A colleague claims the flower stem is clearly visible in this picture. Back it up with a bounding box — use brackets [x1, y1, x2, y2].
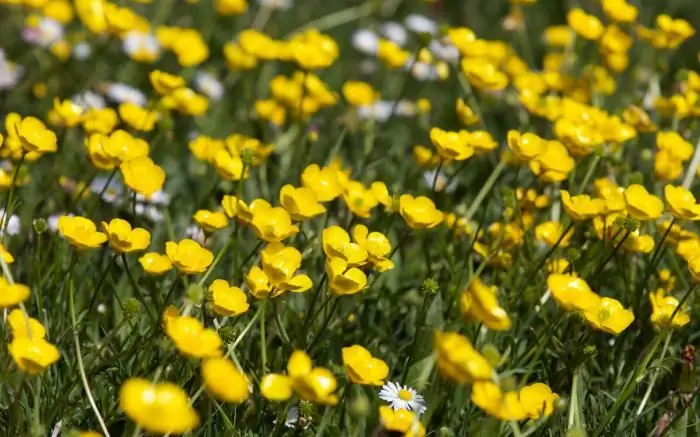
[260, 299, 268, 373]
[636, 332, 672, 416]
[464, 160, 507, 223]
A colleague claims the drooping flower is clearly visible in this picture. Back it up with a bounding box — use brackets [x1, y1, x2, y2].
[582, 297, 635, 334]
[665, 185, 700, 220]
[0, 277, 31, 308]
[624, 184, 664, 221]
[547, 273, 601, 312]
[460, 278, 511, 330]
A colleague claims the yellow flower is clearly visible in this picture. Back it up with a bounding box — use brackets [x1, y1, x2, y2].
[165, 239, 214, 274]
[623, 184, 664, 221]
[601, 0, 637, 23]
[58, 215, 108, 250]
[429, 127, 473, 161]
[352, 224, 394, 272]
[260, 350, 338, 405]
[327, 257, 367, 295]
[456, 98, 480, 126]
[85, 130, 150, 170]
[166, 87, 210, 116]
[258, 243, 312, 294]
[193, 210, 229, 232]
[656, 14, 695, 49]
[202, 357, 249, 403]
[582, 297, 634, 334]
[342, 345, 389, 386]
[221, 195, 251, 222]
[322, 226, 368, 266]
[567, 8, 604, 40]
[119, 378, 199, 434]
[467, 131, 497, 154]
[461, 58, 508, 91]
[547, 273, 601, 312]
[9, 336, 60, 375]
[101, 218, 150, 253]
[118, 102, 159, 132]
[507, 130, 547, 162]
[165, 315, 222, 358]
[622, 230, 655, 254]
[399, 194, 443, 229]
[82, 107, 119, 134]
[471, 382, 527, 421]
[0, 277, 30, 308]
[378, 406, 426, 437]
[412, 145, 442, 169]
[665, 185, 700, 220]
[594, 178, 626, 213]
[149, 70, 185, 95]
[224, 42, 258, 70]
[433, 331, 493, 383]
[554, 118, 604, 157]
[209, 279, 249, 316]
[50, 98, 84, 127]
[279, 184, 326, 221]
[8, 309, 46, 339]
[520, 383, 559, 419]
[343, 180, 379, 218]
[120, 157, 166, 198]
[377, 39, 410, 68]
[622, 105, 656, 132]
[460, 277, 511, 330]
[544, 25, 574, 48]
[215, 0, 247, 15]
[138, 252, 173, 275]
[189, 135, 225, 163]
[535, 221, 573, 247]
[11, 115, 58, 155]
[249, 204, 299, 242]
[560, 190, 605, 221]
[654, 150, 684, 182]
[289, 29, 339, 70]
[301, 164, 344, 202]
[213, 149, 245, 181]
[649, 289, 690, 328]
[529, 140, 574, 182]
[342, 81, 380, 106]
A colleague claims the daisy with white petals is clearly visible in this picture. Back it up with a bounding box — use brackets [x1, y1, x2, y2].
[379, 381, 427, 414]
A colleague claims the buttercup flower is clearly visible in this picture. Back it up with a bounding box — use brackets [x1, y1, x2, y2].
[433, 331, 493, 383]
[249, 204, 299, 242]
[582, 297, 634, 334]
[118, 102, 159, 131]
[343, 180, 378, 218]
[260, 350, 339, 405]
[138, 252, 173, 275]
[202, 357, 250, 403]
[529, 141, 575, 183]
[326, 257, 367, 295]
[624, 184, 664, 221]
[165, 239, 214, 274]
[429, 127, 473, 161]
[547, 273, 601, 312]
[460, 277, 511, 330]
[520, 383, 559, 419]
[120, 157, 166, 198]
[567, 8, 604, 40]
[649, 288, 690, 328]
[101, 218, 150, 253]
[665, 185, 700, 220]
[342, 345, 389, 386]
[351, 224, 394, 272]
[11, 115, 58, 155]
[301, 164, 344, 202]
[561, 190, 605, 221]
[209, 279, 249, 316]
[399, 194, 443, 229]
[378, 406, 426, 437]
[322, 226, 367, 266]
[165, 314, 222, 358]
[120, 378, 200, 434]
[194, 209, 229, 232]
[280, 184, 326, 221]
[535, 221, 573, 247]
[9, 336, 60, 375]
[58, 215, 107, 250]
[0, 277, 31, 308]
[471, 382, 527, 421]
[7, 309, 46, 339]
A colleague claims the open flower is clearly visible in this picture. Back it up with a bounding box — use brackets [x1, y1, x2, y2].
[520, 383, 559, 419]
[547, 273, 601, 312]
[249, 204, 299, 242]
[301, 164, 344, 202]
[11, 115, 58, 155]
[326, 257, 367, 295]
[165, 314, 222, 358]
[471, 381, 527, 421]
[665, 185, 700, 220]
[58, 215, 108, 250]
[378, 406, 426, 437]
[535, 221, 573, 247]
[582, 297, 634, 334]
[8, 309, 46, 339]
[9, 336, 60, 375]
[165, 239, 214, 274]
[342, 345, 389, 386]
[193, 209, 229, 232]
[139, 252, 173, 275]
[460, 277, 511, 330]
[429, 127, 473, 161]
[322, 226, 367, 266]
[624, 184, 663, 220]
[0, 277, 30, 308]
[560, 190, 605, 221]
[209, 279, 249, 316]
[119, 378, 199, 434]
[528, 141, 574, 183]
[649, 288, 690, 328]
[280, 184, 326, 221]
[101, 218, 150, 253]
[343, 180, 378, 218]
[351, 224, 394, 272]
[246, 243, 312, 299]
[507, 130, 546, 161]
[120, 157, 166, 198]
[433, 331, 493, 384]
[202, 358, 250, 403]
[399, 194, 443, 229]
[260, 350, 339, 405]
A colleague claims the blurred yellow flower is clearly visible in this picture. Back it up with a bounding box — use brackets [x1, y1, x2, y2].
[342, 345, 389, 386]
[202, 357, 250, 403]
[260, 350, 338, 405]
[460, 277, 511, 330]
[624, 184, 664, 221]
[378, 406, 426, 437]
[165, 315, 222, 358]
[138, 252, 173, 275]
[433, 331, 493, 383]
[582, 297, 634, 334]
[649, 288, 690, 328]
[547, 273, 601, 312]
[209, 279, 249, 316]
[119, 378, 199, 434]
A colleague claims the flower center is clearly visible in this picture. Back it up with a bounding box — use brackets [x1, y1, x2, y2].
[398, 389, 413, 401]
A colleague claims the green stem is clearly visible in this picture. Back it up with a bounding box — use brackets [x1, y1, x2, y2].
[260, 299, 268, 373]
[576, 154, 601, 195]
[122, 254, 157, 324]
[464, 160, 507, 222]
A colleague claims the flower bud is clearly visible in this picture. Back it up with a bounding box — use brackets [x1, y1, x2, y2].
[187, 283, 205, 302]
[350, 393, 370, 418]
[421, 278, 439, 295]
[33, 218, 48, 234]
[481, 343, 502, 367]
[124, 298, 141, 318]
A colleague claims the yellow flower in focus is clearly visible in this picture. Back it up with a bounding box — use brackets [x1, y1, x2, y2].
[215, 0, 247, 15]
[456, 98, 480, 126]
[342, 81, 379, 107]
[209, 279, 249, 316]
[119, 378, 199, 434]
[260, 350, 339, 405]
[50, 98, 84, 127]
[399, 194, 443, 229]
[378, 406, 426, 437]
[535, 221, 573, 247]
[582, 297, 634, 334]
[8, 309, 46, 339]
[138, 252, 173, 275]
[249, 204, 299, 243]
[58, 215, 108, 250]
[649, 289, 690, 328]
[567, 8, 604, 40]
[547, 273, 601, 312]
[120, 157, 166, 198]
[165, 239, 214, 274]
[560, 190, 605, 221]
[256, 243, 312, 295]
[623, 184, 664, 221]
[10, 115, 58, 155]
[279, 184, 326, 221]
[165, 315, 222, 358]
[665, 185, 700, 220]
[221, 195, 252, 222]
[322, 226, 367, 266]
[554, 118, 604, 157]
[459, 277, 511, 330]
[101, 218, 150, 253]
[342, 345, 389, 386]
[301, 164, 344, 202]
[0, 277, 30, 308]
[85, 130, 150, 170]
[520, 383, 560, 419]
[327, 257, 367, 295]
[433, 331, 493, 384]
[461, 58, 508, 91]
[118, 102, 159, 132]
[507, 130, 547, 161]
[193, 210, 229, 233]
[657, 131, 693, 161]
[352, 224, 394, 272]
[149, 70, 185, 95]
[429, 127, 473, 161]
[82, 107, 119, 134]
[343, 180, 378, 218]
[202, 358, 250, 403]
[9, 336, 60, 375]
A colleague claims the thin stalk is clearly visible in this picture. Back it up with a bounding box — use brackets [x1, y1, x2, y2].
[464, 160, 507, 222]
[636, 332, 672, 416]
[260, 299, 268, 372]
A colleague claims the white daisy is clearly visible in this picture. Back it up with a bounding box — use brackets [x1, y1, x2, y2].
[352, 29, 379, 55]
[194, 71, 224, 101]
[23, 18, 63, 48]
[380, 21, 408, 46]
[378, 381, 427, 414]
[284, 405, 299, 428]
[103, 82, 147, 106]
[0, 50, 23, 90]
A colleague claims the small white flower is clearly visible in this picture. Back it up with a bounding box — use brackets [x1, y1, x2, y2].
[194, 71, 224, 101]
[0, 50, 23, 90]
[90, 176, 124, 204]
[0, 209, 21, 236]
[72, 91, 105, 110]
[424, 170, 457, 193]
[103, 82, 147, 106]
[23, 18, 64, 48]
[380, 22, 408, 46]
[73, 42, 92, 60]
[357, 100, 415, 122]
[352, 29, 379, 55]
[405, 14, 438, 35]
[409, 62, 438, 81]
[186, 224, 206, 243]
[256, 0, 293, 10]
[136, 190, 171, 206]
[284, 406, 299, 428]
[379, 381, 427, 414]
[122, 31, 161, 61]
[429, 39, 460, 63]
